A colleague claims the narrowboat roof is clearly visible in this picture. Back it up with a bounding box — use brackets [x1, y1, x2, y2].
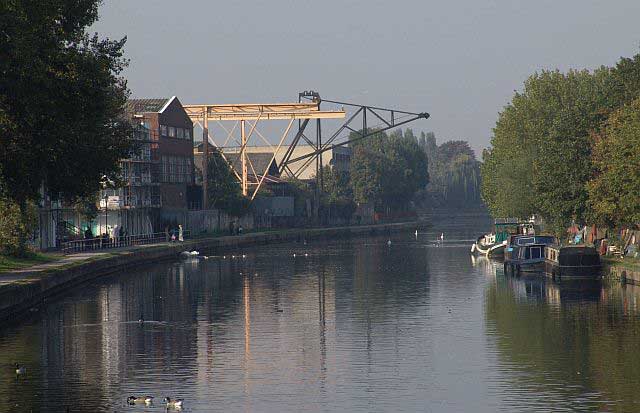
[494, 218, 520, 225]
[509, 235, 555, 245]
[547, 245, 599, 254]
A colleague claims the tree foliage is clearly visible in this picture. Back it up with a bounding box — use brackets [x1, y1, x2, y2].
[587, 98, 640, 227]
[205, 150, 248, 214]
[482, 51, 640, 233]
[0, 185, 36, 256]
[481, 69, 613, 231]
[0, 1, 134, 254]
[350, 129, 429, 211]
[421, 133, 481, 208]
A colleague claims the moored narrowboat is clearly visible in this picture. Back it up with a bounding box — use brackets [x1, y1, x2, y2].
[544, 245, 601, 280]
[504, 243, 547, 275]
[505, 234, 556, 261]
[471, 218, 521, 257]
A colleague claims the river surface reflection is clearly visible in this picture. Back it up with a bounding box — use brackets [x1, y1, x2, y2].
[2, 220, 640, 412]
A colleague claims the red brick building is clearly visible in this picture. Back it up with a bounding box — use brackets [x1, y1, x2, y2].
[125, 97, 194, 212]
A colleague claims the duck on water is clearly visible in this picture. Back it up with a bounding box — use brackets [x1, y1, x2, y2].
[127, 396, 153, 405]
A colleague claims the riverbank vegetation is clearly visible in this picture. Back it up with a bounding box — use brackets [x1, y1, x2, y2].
[0, 252, 60, 274]
[481, 52, 640, 236]
[418, 131, 482, 208]
[316, 129, 429, 220]
[204, 150, 249, 214]
[0, 1, 133, 256]
[320, 128, 483, 220]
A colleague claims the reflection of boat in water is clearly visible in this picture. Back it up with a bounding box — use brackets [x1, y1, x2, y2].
[544, 245, 601, 280]
[471, 253, 503, 278]
[508, 275, 602, 305]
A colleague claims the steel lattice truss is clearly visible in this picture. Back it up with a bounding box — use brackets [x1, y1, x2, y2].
[184, 92, 429, 206]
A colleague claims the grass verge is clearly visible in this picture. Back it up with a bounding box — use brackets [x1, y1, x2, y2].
[0, 252, 62, 274]
[602, 256, 640, 271]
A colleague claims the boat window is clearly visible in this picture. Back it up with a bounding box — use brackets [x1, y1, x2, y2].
[524, 248, 530, 259]
[531, 247, 542, 259]
[517, 237, 535, 246]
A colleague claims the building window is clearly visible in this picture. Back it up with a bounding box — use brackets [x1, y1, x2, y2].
[160, 125, 167, 136]
[168, 126, 176, 138]
[184, 129, 191, 140]
[177, 128, 184, 139]
[161, 155, 192, 182]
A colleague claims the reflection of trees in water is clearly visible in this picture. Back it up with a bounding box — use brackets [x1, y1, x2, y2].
[0, 259, 245, 412]
[0, 323, 42, 412]
[350, 236, 431, 323]
[485, 272, 640, 411]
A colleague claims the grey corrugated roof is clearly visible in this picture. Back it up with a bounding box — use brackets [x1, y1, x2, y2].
[193, 150, 280, 177]
[126, 98, 172, 114]
[225, 153, 279, 177]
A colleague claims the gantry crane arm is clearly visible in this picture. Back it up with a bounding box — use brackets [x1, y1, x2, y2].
[279, 93, 430, 176]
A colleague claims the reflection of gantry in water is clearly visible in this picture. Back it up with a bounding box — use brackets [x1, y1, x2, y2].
[184, 91, 429, 206]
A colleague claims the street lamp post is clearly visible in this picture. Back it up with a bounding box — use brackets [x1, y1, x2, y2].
[104, 194, 108, 245]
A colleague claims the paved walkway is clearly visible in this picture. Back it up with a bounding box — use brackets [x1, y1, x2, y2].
[0, 243, 174, 286]
[0, 221, 426, 288]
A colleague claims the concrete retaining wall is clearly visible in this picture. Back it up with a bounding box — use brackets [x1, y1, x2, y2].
[0, 221, 427, 325]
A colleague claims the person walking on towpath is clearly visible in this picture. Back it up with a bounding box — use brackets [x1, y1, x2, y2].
[84, 226, 93, 251]
[178, 225, 184, 242]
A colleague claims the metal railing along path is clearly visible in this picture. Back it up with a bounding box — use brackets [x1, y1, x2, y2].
[61, 230, 191, 255]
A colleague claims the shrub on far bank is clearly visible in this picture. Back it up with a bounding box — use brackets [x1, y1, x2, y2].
[0, 197, 36, 257]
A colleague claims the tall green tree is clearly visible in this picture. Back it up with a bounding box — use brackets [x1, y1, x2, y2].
[320, 165, 355, 220]
[350, 129, 428, 211]
[587, 98, 640, 227]
[350, 130, 387, 206]
[531, 69, 614, 233]
[423, 134, 482, 208]
[205, 150, 247, 214]
[0, 1, 133, 253]
[481, 68, 615, 231]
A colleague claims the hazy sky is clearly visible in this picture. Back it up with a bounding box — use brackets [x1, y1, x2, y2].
[93, 0, 640, 154]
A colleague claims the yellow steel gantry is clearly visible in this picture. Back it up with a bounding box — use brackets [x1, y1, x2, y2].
[183, 102, 345, 206]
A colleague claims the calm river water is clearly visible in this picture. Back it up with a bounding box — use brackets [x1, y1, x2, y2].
[2, 217, 640, 412]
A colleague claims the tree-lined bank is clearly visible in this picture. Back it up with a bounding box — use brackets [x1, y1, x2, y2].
[481, 52, 640, 236]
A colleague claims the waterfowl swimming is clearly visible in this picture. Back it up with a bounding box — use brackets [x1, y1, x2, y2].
[15, 363, 25, 375]
[164, 397, 183, 408]
[138, 314, 144, 324]
[387, 239, 392, 246]
[127, 396, 153, 405]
